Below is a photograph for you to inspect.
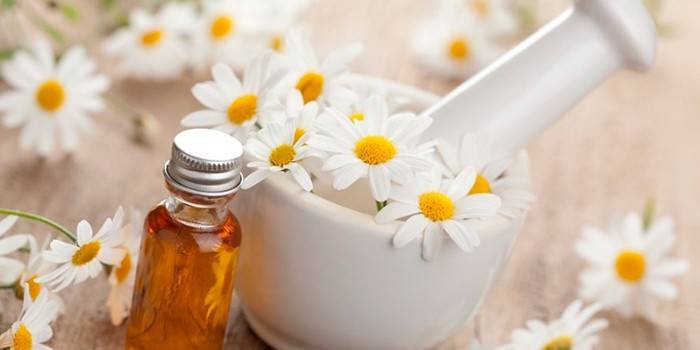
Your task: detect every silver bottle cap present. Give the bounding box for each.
[164,129,244,197]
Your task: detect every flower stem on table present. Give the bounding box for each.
[0,208,77,243]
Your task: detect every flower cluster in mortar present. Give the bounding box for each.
[180,31,535,261]
[0,206,143,349]
[102,0,309,80]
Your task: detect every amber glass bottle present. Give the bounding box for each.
[126,129,244,350]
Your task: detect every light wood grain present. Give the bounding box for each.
[1,0,698,348]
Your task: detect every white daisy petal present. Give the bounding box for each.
[442,220,479,252]
[181,110,227,127]
[454,194,501,218]
[375,202,420,224]
[288,163,313,192]
[192,82,228,110]
[241,169,274,190]
[368,165,391,202]
[392,215,429,248]
[0,215,18,236]
[332,162,367,190]
[421,222,443,261]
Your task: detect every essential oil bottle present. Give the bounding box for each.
[126,129,244,350]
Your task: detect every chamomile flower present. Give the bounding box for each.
[241,119,314,191]
[503,300,608,350]
[279,31,362,107]
[375,168,501,260]
[0,285,60,350]
[257,0,310,53]
[412,12,504,79]
[19,236,64,313]
[439,0,520,39]
[37,207,125,291]
[190,0,266,70]
[0,41,109,155]
[436,132,535,218]
[329,83,410,126]
[107,208,142,326]
[102,3,196,80]
[181,54,286,140]
[275,89,320,143]
[575,212,689,319]
[308,95,433,202]
[0,216,31,285]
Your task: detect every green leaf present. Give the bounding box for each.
[59,3,80,21]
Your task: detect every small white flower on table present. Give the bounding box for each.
[0,40,109,155]
[181,54,287,141]
[438,0,521,40]
[107,208,143,326]
[411,10,505,79]
[37,207,126,291]
[0,216,30,286]
[102,3,197,80]
[18,235,64,313]
[575,212,689,319]
[0,285,61,350]
[375,168,501,261]
[190,0,272,70]
[502,300,608,350]
[308,95,434,202]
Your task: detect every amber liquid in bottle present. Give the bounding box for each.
[126,188,241,350]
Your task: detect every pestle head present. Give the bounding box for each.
[578,0,656,71]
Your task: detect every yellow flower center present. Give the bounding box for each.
[447,37,470,61]
[348,112,365,122]
[615,250,646,283]
[294,128,306,144]
[419,192,455,221]
[354,135,397,165]
[271,35,283,51]
[35,80,65,112]
[12,324,32,350]
[295,72,324,104]
[26,275,41,301]
[210,14,234,40]
[269,144,296,167]
[472,0,490,16]
[71,241,101,266]
[140,28,163,47]
[468,174,491,194]
[542,335,572,350]
[115,252,132,284]
[227,94,258,125]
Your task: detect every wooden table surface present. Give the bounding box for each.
[1,0,698,348]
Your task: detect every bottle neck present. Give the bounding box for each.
[164,183,235,229]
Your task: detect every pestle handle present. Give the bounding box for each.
[421,0,656,159]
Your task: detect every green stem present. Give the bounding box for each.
[0,284,14,289]
[0,208,77,243]
[375,200,387,212]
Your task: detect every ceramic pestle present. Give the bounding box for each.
[421,0,657,159]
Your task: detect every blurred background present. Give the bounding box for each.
[0,0,698,348]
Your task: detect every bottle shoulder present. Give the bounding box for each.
[144,204,241,250]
